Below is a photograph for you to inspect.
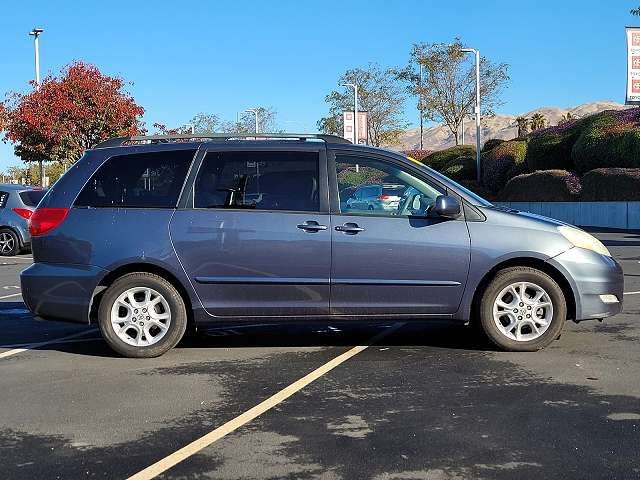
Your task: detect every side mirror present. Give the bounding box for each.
[432,195,461,218]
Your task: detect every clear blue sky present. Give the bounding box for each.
[0,1,635,169]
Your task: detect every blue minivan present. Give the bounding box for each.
[21,134,624,357]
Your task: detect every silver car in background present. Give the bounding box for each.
[345,183,406,212]
[0,184,46,256]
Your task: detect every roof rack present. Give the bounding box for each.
[94,133,352,149]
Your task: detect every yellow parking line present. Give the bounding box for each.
[0,329,97,359]
[127,322,405,480]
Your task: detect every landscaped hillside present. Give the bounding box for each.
[407,107,640,202]
[394,101,629,151]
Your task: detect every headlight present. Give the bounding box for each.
[558,226,611,257]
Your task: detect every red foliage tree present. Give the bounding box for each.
[2,62,145,167]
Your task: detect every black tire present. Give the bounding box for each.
[0,228,20,257]
[479,267,566,352]
[98,272,187,358]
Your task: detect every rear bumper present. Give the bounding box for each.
[21,263,108,324]
[548,247,624,321]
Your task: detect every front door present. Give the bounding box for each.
[330,153,471,316]
[170,146,331,318]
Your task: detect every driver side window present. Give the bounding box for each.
[336,155,445,217]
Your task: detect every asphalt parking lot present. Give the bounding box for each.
[1,230,639,480]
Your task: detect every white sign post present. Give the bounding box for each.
[626,27,640,105]
[342,111,368,144]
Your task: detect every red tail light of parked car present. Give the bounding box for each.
[12,208,33,220]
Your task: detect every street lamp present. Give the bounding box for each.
[29,28,45,187]
[245,109,260,134]
[341,83,358,144]
[461,47,481,183]
[419,64,424,150]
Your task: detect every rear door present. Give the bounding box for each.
[170,144,332,318]
[329,151,471,316]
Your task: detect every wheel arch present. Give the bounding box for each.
[89,262,195,328]
[470,257,577,323]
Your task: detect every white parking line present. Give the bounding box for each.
[623,291,640,295]
[0,292,22,300]
[127,322,405,480]
[0,329,97,359]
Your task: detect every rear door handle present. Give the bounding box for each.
[335,223,365,234]
[297,221,328,232]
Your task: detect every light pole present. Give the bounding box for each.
[419,63,424,150]
[461,47,481,183]
[29,28,45,187]
[341,83,358,144]
[245,109,260,134]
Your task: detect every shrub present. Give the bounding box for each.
[481,138,506,152]
[499,170,581,202]
[481,140,528,194]
[581,168,640,201]
[423,145,476,171]
[572,108,640,172]
[525,120,581,171]
[442,155,476,181]
[457,180,496,202]
[403,149,432,162]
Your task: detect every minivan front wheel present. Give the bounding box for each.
[479,267,566,351]
[98,273,187,358]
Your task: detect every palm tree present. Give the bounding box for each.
[529,113,547,132]
[558,112,575,126]
[515,116,529,137]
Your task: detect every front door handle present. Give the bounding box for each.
[335,222,365,234]
[297,221,328,232]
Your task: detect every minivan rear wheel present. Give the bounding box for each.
[98,272,187,358]
[479,267,566,351]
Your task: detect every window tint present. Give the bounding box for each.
[19,190,46,207]
[75,150,195,208]
[0,191,8,208]
[194,151,320,212]
[337,155,445,217]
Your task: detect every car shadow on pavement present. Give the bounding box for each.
[45,320,495,358]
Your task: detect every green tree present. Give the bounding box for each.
[396,39,509,146]
[515,116,529,137]
[318,64,407,146]
[529,113,547,131]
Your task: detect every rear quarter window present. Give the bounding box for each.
[74,150,195,208]
[0,191,8,208]
[19,190,46,207]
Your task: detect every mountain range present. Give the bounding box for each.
[392,101,630,151]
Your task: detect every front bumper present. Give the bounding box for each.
[548,247,624,321]
[21,263,108,324]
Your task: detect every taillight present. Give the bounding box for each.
[378,195,391,200]
[12,208,33,220]
[29,208,69,237]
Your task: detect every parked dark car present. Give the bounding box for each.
[21,134,623,357]
[0,184,46,256]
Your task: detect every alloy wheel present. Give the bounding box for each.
[492,281,553,342]
[110,287,172,347]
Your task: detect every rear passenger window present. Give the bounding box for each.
[194,151,320,212]
[19,190,46,207]
[75,150,195,208]
[0,192,8,208]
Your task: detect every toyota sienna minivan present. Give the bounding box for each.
[21,134,624,358]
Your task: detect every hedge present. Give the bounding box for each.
[580,168,640,201]
[403,149,433,162]
[572,108,640,172]
[481,140,528,194]
[481,138,506,153]
[423,145,476,171]
[525,120,581,171]
[442,155,476,181]
[499,170,581,202]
